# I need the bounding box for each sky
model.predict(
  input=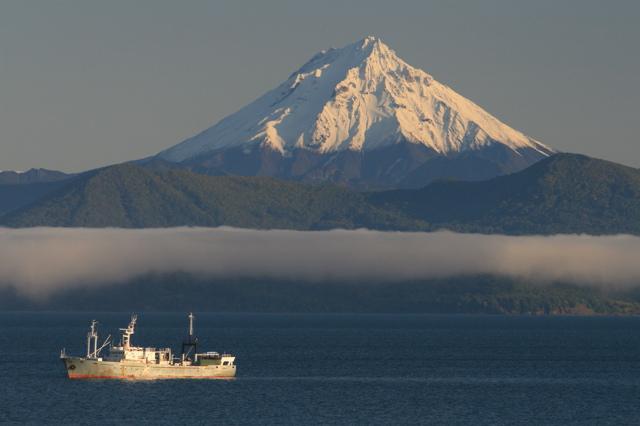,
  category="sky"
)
[0,0,638,172]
